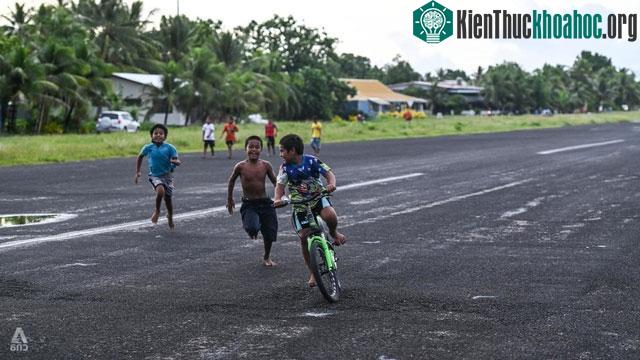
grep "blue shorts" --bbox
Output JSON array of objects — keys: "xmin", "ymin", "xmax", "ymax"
[
  {"xmin": 292, "ymin": 197, "xmax": 331, "ymax": 232},
  {"xmin": 310, "ymin": 137, "xmax": 321, "ymax": 150}
]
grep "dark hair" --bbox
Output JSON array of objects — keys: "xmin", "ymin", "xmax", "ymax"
[
  {"xmin": 279, "ymin": 134, "xmax": 303, "ymax": 155},
  {"xmin": 150, "ymin": 124, "xmax": 168, "ymax": 136},
  {"xmin": 245, "ymin": 135, "xmax": 263, "ymax": 148}
]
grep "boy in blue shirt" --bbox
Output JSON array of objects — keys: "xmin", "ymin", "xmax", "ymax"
[
  {"xmin": 273, "ymin": 134, "xmax": 345, "ymax": 287},
  {"xmin": 135, "ymin": 124, "xmax": 182, "ymax": 229}
]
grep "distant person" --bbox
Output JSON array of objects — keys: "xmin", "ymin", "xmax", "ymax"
[
  {"xmin": 264, "ymin": 119, "xmax": 278, "ymax": 156},
  {"xmin": 273, "ymin": 134, "xmax": 346, "ymax": 287},
  {"xmin": 310, "ymin": 119, "xmax": 322, "ymax": 156},
  {"xmin": 403, "ymin": 109, "xmax": 413, "ymax": 121},
  {"xmin": 221, "ymin": 117, "xmax": 239, "ymax": 159},
  {"xmin": 135, "ymin": 124, "xmax": 182, "ymax": 230},
  {"xmin": 202, "ymin": 116, "xmax": 215, "ymax": 158},
  {"xmin": 226, "ymin": 135, "xmax": 279, "ymax": 267}
]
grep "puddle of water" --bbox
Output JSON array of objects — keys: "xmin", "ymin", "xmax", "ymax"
[{"xmin": 0, "ymin": 214, "xmax": 77, "ymax": 228}]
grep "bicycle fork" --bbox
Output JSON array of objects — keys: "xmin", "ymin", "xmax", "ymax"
[{"xmin": 308, "ymin": 235, "xmax": 336, "ymax": 271}]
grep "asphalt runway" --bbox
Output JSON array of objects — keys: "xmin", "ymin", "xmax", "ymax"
[{"xmin": 1, "ymin": 122, "xmax": 639, "ymax": 359}]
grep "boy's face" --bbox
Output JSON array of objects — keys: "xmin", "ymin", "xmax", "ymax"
[
  {"xmin": 279, "ymin": 146, "xmax": 296, "ymax": 164},
  {"xmin": 151, "ymin": 128, "xmax": 166, "ymax": 143},
  {"xmin": 246, "ymin": 139, "xmax": 262, "ymax": 160}
]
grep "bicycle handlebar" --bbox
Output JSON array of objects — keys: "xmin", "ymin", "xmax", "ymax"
[{"xmin": 274, "ymin": 190, "xmax": 332, "ymax": 208}]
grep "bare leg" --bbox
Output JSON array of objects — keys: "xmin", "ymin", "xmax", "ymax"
[
  {"xmin": 320, "ymin": 206, "xmax": 346, "ymax": 245},
  {"xmin": 151, "ymin": 186, "xmax": 165, "ymax": 224},
  {"xmin": 164, "ymin": 194, "xmax": 174, "ymax": 230},
  {"xmin": 297, "ymin": 229, "xmax": 315, "ymax": 286},
  {"xmin": 263, "ymin": 240, "xmax": 277, "ymax": 267}
]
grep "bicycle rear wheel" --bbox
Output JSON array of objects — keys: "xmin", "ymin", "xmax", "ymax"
[{"xmin": 309, "ymin": 239, "xmax": 341, "ymax": 302}]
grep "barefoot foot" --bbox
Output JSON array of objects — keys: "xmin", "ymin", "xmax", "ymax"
[
  {"xmin": 167, "ymin": 215, "xmax": 174, "ymax": 230},
  {"xmin": 151, "ymin": 211, "xmax": 159, "ymax": 224},
  {"xmin": 263, "ymin": 258, "xmax": 277, "ymax": 267},
  {"xmin": 331, "ymin": 232, "xmax": 346, "ymax": 246},
  {"xmin": 308, "ymin": 275, "xmax": 317, "ymax": 288}
]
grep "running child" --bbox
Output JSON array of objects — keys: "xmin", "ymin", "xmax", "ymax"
[
  {"xmin": 135, "ymin": 124, "xmax": 182, "ymax": 229},
  {"xmin": 226, "ymin": 135, "xmax": 279, "ymax": 266}
]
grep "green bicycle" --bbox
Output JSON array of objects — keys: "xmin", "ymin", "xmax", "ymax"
[{"xmin": 277, "ymin": 191, "xmax": 342, "ymax": 303}]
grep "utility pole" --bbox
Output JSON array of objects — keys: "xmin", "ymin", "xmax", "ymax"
[{"xmin": 177, "ymin": 0, "xmax": 180, "ymax": 16}]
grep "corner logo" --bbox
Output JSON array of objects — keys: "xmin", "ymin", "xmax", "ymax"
[
  {"xmin": 10, "ymin": 327, "xmax": 28, "ymax": 352},
  {"xmin": 413, "ymin": 1, "xmax": 453, "ymax": 44}
]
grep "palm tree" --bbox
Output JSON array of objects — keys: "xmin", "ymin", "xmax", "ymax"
[
  {"xmin": 154, "ymin": 15, "xmax": 195, "ymax": 62},
  {"xmin": 211, "ymin": 31, "xmax": 245, "ymax": 68},
  {"xmin": 1, "ymin": 3, "xmax": 33, "ymax": 39},
  {"xmin": 73, "ymin": 0, "xmax": 160, "ymax": 71},
  {"xmin": 150, "ymin": 61, "xmax": 181, "ymax": 125}
]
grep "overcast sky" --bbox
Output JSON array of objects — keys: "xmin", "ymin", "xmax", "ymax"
[{"xmin": 5, "ymin": 0, "xmax": 640, "ymax": 76}]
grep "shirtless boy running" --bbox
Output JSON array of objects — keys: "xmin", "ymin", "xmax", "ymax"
[{"xmin": 226, "ymin": 135, "xmax": 279, "ymax": 266}]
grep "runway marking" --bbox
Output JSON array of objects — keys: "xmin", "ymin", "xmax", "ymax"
[
  {"xmin": 58, "ymin": 262, "xmax": 98, "ymax": 268},
  {"xmin": 537, "ymin": 139, "xmax": 624, "ymax": 155},
  {"xmin": 0, "ymin": 174, "xmax": 423, "ymax": 251},
  {"xmin": 302, "ymin": 312, "xmax": 336, "ymax": 318},
  {"xmin": 391, "ymin": 179, "xmax": 532, "ymax": 216},
  {"xmin": 338, "ymin": 173, "xmax": 423, "ymax": 190},
  {"xmin": 353, "ymin": 179, "xmax": 532, "ymax": 225},
  {"xmin": 472, "ymin": 295, "xmax": 497, "ymax": 300}
]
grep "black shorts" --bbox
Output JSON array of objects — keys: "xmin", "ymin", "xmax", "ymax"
[
  {"xmin": 266, "ymin": 136, "xmax": 275, "ymax": 147},
  {"xmin": 240, "ymin": 198, "xmax": 278, "ymax": 242},
  {"xmin": 204, "ymin": 140, "xmax": 215, "ymax": 146},
  {"xmin": 226, "ymin": 140, "xmax": 234, "ymax": 147}
]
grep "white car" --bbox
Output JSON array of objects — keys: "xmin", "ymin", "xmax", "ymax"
[{"xmin": 96, "ymin": 111, "xmax": 140, "ymax": 133}]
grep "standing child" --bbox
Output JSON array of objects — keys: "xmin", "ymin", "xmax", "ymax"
[
  {"xmin": 221, "ymin": 117, "xmax": 239, "ymax": 159},
  {"xmin": 202, "ymin": 116, "xmax": 215, "ymax": 158},
  {"xmin": 273, "ymin": 134, "xmax": 346, "ymax": 287},
  {"xmin": 226, "ymin": 135, "xmax": 279, "ymax": 266},
  {"xmin": 135, "ymin": 124, "xmax": 182, "ymax": 229},
  {"xmin": 264, "ymin": 119, "xmax": 278, "ymax": 156},
  {"xmin": 310, "ymin": 119, "xmax": 322, "ymax": 156}
]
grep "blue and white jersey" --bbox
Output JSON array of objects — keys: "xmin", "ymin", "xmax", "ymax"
[
  {"xmin": 139, "ymin": 142, "xmax": 178, "ymax": 177},
  {"xmin": 277, "ymin": 154, "xmax": 331, "ymax": 205}
]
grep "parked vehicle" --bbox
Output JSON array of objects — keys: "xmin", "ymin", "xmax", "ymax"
[{"xmin": 96, "ymin": 111, "xmax": 140, "ymax": 133}]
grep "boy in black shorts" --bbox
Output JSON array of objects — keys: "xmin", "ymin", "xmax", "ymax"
[{"xmin": 226, "ymin": 135, "xmax": 279, "ymax": 266}]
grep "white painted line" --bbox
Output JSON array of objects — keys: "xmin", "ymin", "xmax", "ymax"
[
  {"xmin": 58, "ymin": 262, "xmax": 98, "ymax": 268},
  {"xmin": 390, "ymin": 179, "xmax": 533, "ymax": 216},
  {"xmin": 302, "ymin": 312, "xmax": 335, "ymax": 318},
  {"xmin": 537, "ymin": 139, "xmax": 624, "ymax": 155},
  {"xmin": 0, "ymin": 206, "xmax": 226, "ymax": 251},
  {"xmin": 0, "ymin": 174, "xmax": 424, "ymax": 251},
  {"xmin": 472, "ymin": 295, "xmax": 497, "ymax": 300},
  {"xmin": 338, "ymin": 173, "xmax": 423, "ymax": 190}
]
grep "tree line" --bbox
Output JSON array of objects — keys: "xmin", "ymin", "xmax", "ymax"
[{"xmin": 1, "ymin": 0, "xmax": 639, "ymax": 134}]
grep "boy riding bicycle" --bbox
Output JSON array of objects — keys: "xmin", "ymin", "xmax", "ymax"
[{"xmin": 273, "ymin": 134, "xmax": 346, "ymax": 287}]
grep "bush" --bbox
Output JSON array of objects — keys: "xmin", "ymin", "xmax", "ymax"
[{"xmin": 43, "ymin": 122, "xmax": 64, "ymax": 134}]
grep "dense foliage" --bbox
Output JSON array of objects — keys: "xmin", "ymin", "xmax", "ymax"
[{"xmin": 0, "ymin": 1, "xmax": 638, "ymax": 134}]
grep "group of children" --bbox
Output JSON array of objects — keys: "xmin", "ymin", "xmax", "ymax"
[
  {"xmin": 201, "ymin": 117, "xmax": 282, "ymax": 159},
  {"xmin": 135, "ymin": 123, "xmax": 344, "ymax": 287}
]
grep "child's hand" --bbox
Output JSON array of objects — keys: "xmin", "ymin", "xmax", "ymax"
[
  {"xmin": 226, "ymin": 199, "xmax": 235, "ymax": 215},
  {"xmin": 326, "ymin": 184, "xmax": 336, "ymax": 193},
  {"xmin": 171, "ymin": 158, "xmax": 182, "ymax": 166}
]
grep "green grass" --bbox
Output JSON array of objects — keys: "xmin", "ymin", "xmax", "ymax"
[{"xmin": 0, "ymin": 111, "xmax": 638, "ymax": 167}]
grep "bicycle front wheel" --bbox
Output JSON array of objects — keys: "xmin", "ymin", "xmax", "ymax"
[{"xmin": 309, "ymin": 240, "xmax": 341, "ymax": 303}]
